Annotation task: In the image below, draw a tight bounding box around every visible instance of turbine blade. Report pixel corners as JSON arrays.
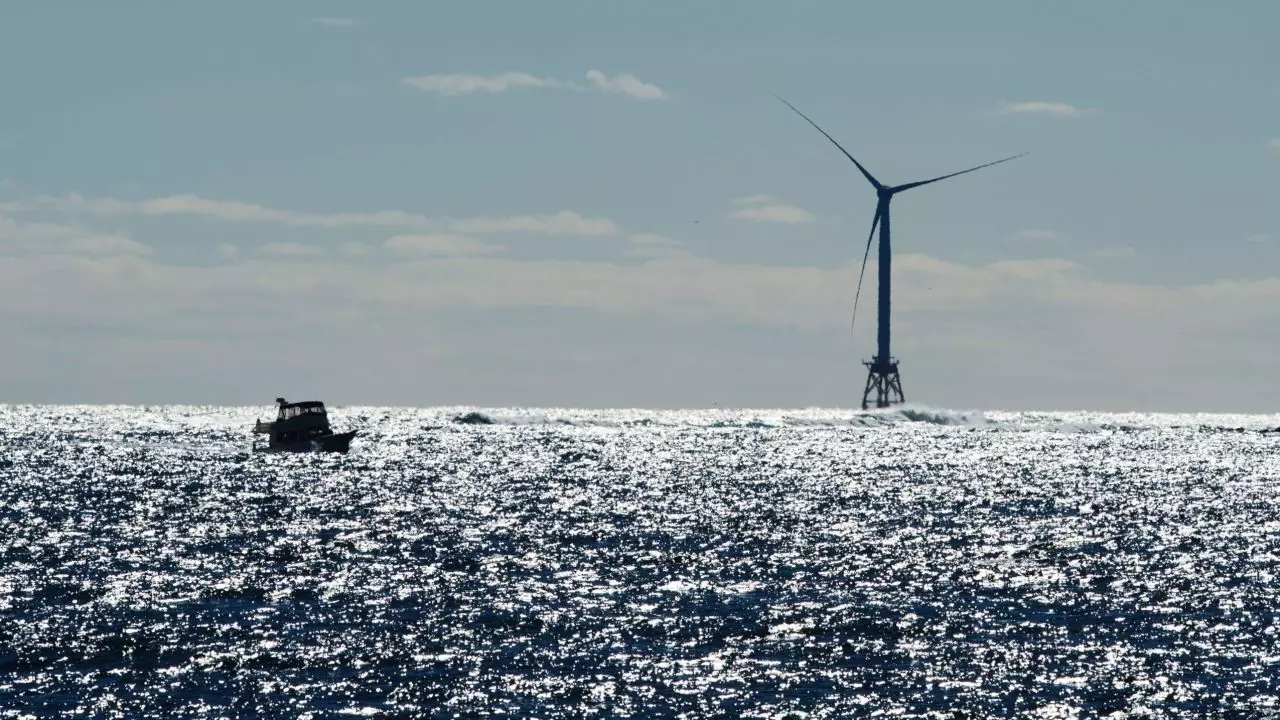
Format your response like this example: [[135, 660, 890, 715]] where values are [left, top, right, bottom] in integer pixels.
[[892, 152, 1027, 193], [776, 96, 884, 191], [851, 206, 881, 336]]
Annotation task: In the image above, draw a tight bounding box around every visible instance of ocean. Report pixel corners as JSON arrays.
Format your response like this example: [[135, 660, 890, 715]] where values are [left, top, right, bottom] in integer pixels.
[[3, 404, 1280, 718]]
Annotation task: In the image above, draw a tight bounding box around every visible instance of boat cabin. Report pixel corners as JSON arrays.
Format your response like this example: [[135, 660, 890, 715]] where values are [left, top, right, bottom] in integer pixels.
[[253, 397, 336, 448], [278, 400, 328, 421]]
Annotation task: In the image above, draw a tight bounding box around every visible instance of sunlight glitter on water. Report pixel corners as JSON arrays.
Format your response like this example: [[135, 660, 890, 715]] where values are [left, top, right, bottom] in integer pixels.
[[2, 405, 1280, 717]]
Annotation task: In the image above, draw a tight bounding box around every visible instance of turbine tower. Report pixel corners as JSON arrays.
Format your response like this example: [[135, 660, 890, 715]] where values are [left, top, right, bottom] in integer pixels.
[[778, 98, 1025, 410]]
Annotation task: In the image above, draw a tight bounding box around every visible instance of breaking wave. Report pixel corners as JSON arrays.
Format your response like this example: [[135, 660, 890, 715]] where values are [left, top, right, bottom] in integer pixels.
[[439, 405, 987, 429], [425, 406, 1280, 433]]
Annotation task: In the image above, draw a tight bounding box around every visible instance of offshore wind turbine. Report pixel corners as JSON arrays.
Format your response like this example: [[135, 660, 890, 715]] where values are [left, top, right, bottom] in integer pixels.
[[778, 98, 1025, 410]]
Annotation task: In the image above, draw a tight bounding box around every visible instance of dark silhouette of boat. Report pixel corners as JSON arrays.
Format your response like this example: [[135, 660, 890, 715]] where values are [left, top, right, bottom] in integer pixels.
[[252, 398, 357, 453]]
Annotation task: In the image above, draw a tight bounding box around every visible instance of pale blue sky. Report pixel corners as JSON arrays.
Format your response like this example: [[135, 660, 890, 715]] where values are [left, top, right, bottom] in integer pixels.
[[1, 2, 1278, 410]]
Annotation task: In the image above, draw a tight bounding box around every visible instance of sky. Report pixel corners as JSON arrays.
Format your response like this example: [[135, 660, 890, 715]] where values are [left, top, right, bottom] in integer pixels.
[[1, 1, 1278, 411]]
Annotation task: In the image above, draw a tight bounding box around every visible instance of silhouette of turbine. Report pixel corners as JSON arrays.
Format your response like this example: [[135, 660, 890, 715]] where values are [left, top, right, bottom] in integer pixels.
[[778, 97, 1025, 410]]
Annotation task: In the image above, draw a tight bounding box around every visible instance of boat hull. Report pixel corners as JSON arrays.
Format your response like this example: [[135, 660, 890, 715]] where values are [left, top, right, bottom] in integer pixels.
[[254, 430, 357, 454]]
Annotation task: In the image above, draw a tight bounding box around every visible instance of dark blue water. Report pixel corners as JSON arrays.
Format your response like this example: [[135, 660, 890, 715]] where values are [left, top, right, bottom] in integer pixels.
[[4, 405, 1280, 717]]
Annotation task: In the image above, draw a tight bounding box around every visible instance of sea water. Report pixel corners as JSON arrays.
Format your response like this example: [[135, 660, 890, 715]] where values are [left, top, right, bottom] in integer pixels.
[[3, 404, 1280, 718]]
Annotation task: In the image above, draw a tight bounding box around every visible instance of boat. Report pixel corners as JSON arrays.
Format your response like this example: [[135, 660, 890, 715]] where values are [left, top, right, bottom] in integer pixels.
[[252, 397, 357, 453]]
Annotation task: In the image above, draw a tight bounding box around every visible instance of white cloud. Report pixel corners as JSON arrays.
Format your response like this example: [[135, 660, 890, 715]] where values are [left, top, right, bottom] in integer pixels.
[[729, 205, 816, 224], [259, 242, 323, 257], [1246, 233, 1273, 245], [728, 196, 816, 224], [401, 70, 665, 101], [627, 233, 688, 260], [0, 214, 149, 255], [584, 70, 665, 100], [384, 234, 503, 256], [1268, 139, 1280, 154], [67, 235, 151, 255], [216, 243, 239, 260], [980, 257, 1081, 280], [1091, 246, 1136, 258], [451, 211, 616, 236], [401, 73, 568, 96], [1015, 229, 1060, 242], [312, 17, 358, 27], [125, 194, 425, 229], [999, 101, 1095, 118], [630, 233, 680, 247], [340, 242, 372, 255], [137, 194, 301, 224], [10, 193, 616, 237], [0, 214, 84, 243]]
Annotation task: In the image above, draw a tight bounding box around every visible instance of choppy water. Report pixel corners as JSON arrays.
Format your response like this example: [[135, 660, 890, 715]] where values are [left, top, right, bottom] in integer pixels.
[[4, 404, 1280, 718]]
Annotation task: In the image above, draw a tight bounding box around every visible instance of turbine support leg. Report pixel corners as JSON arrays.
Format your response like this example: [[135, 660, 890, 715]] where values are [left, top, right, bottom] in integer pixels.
[[861, 357, 905, 410]]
